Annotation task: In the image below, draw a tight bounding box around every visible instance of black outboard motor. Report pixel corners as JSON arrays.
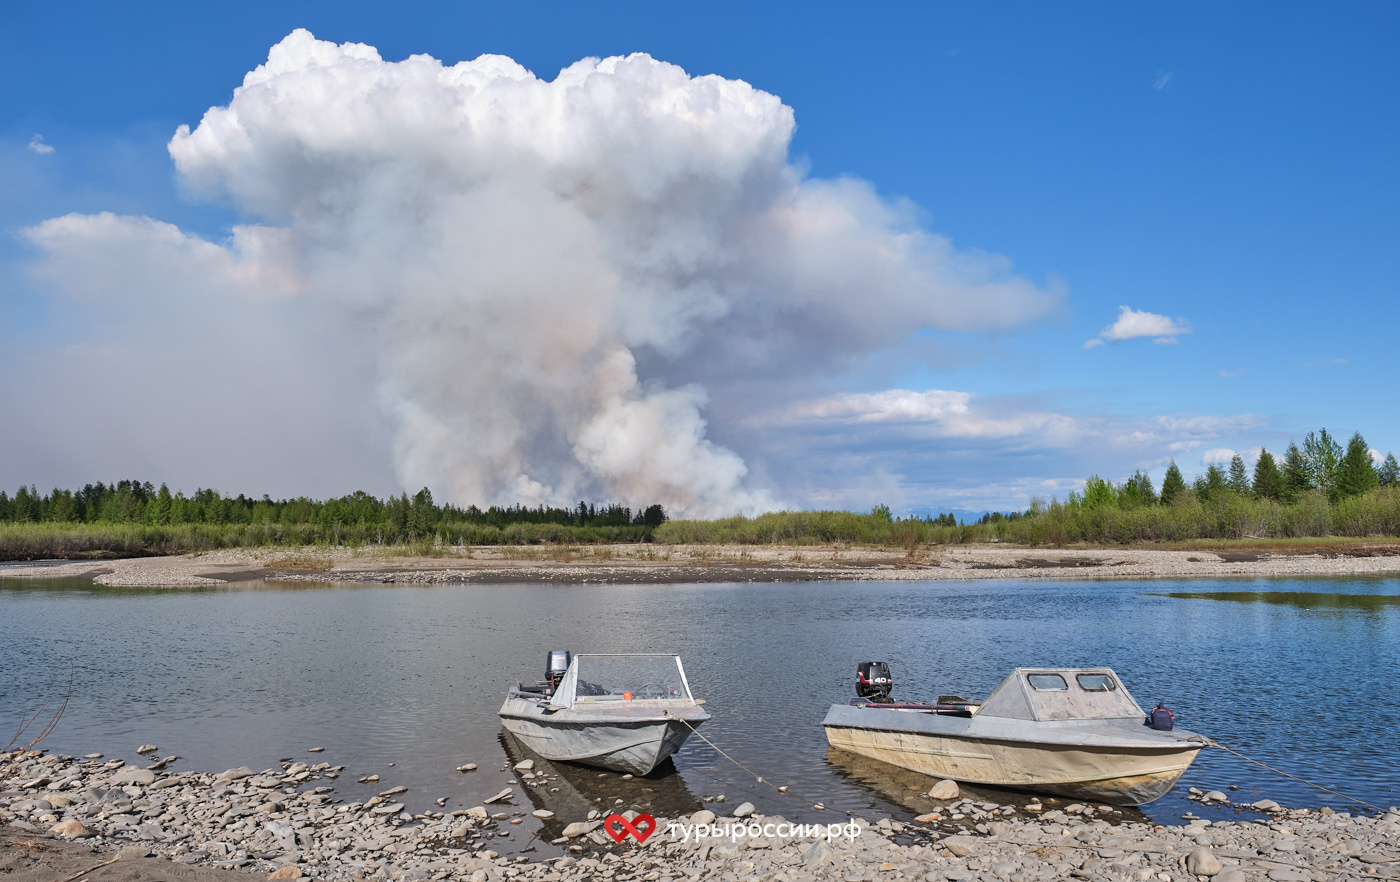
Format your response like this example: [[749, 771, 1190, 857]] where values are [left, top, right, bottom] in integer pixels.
[[545, 650, 571, 694], [856, 661, 893, 702]]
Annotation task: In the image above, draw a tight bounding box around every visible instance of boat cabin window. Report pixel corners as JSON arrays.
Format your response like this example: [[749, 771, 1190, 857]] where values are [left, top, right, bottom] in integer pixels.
[[1076, 673, 1116, 691], [1027, 673, 1068, 691], [573, 655, 691, 703]]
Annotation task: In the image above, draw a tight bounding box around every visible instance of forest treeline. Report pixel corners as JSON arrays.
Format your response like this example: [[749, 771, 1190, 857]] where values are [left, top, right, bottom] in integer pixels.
[[0, 483, 666, 558], [656, 428, 1400, 546], [2, 428, 1398, 558]]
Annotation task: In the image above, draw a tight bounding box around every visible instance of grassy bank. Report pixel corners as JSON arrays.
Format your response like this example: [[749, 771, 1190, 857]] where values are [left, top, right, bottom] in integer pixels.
[[0, 521, 655, 560]]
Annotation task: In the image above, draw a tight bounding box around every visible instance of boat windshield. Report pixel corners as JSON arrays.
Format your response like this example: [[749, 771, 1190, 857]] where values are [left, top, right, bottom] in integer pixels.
[[569, 655, 692, 704]]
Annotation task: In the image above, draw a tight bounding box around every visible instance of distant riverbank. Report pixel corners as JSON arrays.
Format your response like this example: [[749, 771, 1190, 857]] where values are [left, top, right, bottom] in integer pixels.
[[5, 542, 1400, 587]]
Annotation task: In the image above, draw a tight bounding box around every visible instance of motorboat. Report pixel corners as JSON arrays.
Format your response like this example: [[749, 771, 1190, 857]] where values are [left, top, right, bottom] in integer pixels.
[[822, 663, 1206, 805], [499, 651, 709, 775]]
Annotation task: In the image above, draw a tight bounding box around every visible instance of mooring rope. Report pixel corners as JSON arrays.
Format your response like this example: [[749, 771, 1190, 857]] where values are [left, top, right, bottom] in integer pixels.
[[1205, 738, 1385, 813], [665, 711, 834, 811]]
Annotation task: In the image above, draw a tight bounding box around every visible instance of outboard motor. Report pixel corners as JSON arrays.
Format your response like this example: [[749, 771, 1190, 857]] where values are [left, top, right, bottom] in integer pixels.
[[856, 661, 893, 702], [545, 650, 571, 694]]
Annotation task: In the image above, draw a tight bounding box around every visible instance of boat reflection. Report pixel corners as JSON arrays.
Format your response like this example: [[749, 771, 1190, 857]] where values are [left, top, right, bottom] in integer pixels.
[[824, 745, 1149, 822], [498, 729, 706, 842]]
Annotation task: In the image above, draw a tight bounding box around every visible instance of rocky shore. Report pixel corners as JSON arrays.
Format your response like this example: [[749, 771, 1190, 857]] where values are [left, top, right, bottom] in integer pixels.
[[5, 543, 1400, 588], [4, 748, 1398, 882]]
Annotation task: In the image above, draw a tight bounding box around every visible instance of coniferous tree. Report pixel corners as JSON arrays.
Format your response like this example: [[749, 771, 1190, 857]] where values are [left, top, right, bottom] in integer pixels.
[[1336, 432, 1380, 499], [1194, 464, 1227, 502], [1302, 428, 1344, 500], [1227, 454, 1251, 494], [1252, 448, 1284, 500], [1160, 461, 1186, 505], [1380, 453, 1400, 487], [1118, 471, 1156, 507], [1280, 442, 1311, 503]]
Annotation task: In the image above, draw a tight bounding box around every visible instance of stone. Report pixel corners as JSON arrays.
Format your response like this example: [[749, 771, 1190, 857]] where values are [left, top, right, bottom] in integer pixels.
[[803, 839, 833, 867], [117, 845, 152, 859], [307, 747, 324, 753], [1216, 872, 1247, 882], [913, 812, 940, 824], [940, 835, 978, 858], [1265, 870, 1311, 882], [928, 779, 960, 800], [466, 806, 488, 819], [267, 867, 303, 879], [532, 810, 554, 819], [1253, 799, 1282, 812], [691, 809, 716, 826], [50, 819, 95, 839], [216, 766, 255, 782], [137, 745, 158, 755], [456, 764, 477, 772], [1204, 791, 1229, 802], [1186, 847, 1222, 876], [483, 788, 512, 804], [562, 821, 599, 838], [733, 802, 755, 818], [513, 760, 534, 771], [112, 767, 157, 786]]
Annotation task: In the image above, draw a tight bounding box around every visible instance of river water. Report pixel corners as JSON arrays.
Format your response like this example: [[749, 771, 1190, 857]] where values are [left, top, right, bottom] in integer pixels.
[[2, 574, 1397, 851]]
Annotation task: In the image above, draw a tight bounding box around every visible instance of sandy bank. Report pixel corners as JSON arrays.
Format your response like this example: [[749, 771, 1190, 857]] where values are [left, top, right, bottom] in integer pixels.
[[4, 543, 1400, 588]]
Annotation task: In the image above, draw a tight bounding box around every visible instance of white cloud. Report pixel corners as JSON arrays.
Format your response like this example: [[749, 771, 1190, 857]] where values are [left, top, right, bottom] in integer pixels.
[[1084, 305, 1190, 348], [27, 133, 55, 154], [1219, 368, 1244, 378], [1154, 70, 1173, 91], [14, 30, 1061, 517], [1370, 448, 1384, 464], [743, 387, 1260, 510], [1201, 448, 1237, 466]]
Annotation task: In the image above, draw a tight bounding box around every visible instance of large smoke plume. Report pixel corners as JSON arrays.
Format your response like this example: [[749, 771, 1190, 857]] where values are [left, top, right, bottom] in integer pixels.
[[24, 31, 1057, 516]]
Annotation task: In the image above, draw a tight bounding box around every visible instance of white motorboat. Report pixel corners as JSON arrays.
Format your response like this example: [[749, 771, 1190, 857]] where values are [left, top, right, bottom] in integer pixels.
[[823, 663, 1206, 805], [499, 652, 709, 775]]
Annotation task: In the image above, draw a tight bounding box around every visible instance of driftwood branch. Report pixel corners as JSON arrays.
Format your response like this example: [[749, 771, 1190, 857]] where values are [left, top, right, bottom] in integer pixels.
[[0, 669, 74, 781]]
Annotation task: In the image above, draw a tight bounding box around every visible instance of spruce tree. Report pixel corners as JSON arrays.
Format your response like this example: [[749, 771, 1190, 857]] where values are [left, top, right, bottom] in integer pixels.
[[1252, 448, 1284, 500], [1227, 454, 1250, 494], [1336, 432, 1380, 498], [1380, 453, 1400, 487], [1160, 461, 1186, 505], [1281, 441, 1311, 503]]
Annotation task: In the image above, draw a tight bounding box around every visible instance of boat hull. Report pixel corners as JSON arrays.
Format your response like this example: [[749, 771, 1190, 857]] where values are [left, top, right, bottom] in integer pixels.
[[823, 705, 1203, 806], [500, 693, 708, 775]]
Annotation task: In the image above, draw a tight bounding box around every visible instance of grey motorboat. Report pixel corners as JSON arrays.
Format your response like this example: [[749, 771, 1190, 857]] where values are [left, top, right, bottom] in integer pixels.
[[499, 652, 709, 775], [823, 663, 1206, 805]]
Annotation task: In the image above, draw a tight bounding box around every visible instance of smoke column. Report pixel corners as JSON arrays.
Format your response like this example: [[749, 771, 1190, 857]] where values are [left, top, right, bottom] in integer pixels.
[[27, 31, 1057, 516]]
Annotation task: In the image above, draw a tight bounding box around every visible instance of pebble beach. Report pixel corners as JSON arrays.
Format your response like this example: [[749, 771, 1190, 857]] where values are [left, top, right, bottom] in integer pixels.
[[5, 543, 1400, 588], [4, 748, 1399, 882]]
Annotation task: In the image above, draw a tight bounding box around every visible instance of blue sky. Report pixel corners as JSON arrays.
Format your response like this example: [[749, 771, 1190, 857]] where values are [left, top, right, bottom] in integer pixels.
[[3, 3, 1397, 515]]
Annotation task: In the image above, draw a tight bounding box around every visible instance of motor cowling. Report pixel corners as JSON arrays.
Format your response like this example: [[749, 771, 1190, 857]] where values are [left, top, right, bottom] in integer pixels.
[[545, 650, 571, 693], [856, 661, 893, 702]]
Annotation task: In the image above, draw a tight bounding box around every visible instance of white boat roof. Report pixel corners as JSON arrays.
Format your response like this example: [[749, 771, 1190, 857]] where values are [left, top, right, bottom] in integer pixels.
[[977, 668, 1146, 722]]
